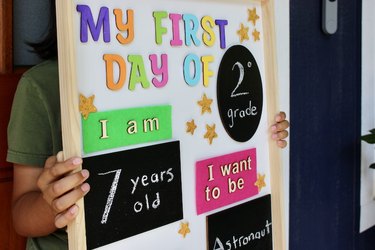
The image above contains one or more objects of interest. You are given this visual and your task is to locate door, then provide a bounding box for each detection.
[0,1,26,249]
[290,0,375,249]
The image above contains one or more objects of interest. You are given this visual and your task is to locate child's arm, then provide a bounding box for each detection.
[12,155,90,237]
[271,111,290,148]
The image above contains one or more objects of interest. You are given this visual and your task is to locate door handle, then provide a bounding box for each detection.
[322,0,338,35]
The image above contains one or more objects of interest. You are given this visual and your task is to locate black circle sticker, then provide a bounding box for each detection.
[217,45,263,142]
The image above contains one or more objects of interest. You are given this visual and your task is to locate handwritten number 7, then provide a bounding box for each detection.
[98,169,122,224]
[231,61,250,98]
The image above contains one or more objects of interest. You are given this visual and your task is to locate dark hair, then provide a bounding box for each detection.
[28,0,57,60]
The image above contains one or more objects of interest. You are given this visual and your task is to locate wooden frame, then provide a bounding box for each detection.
[56,1,86,249]
[262,1,286,249]
[56,0,285,249]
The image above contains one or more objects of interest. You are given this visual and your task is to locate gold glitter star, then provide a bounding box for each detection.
[254,173,266,192]
[204,124,218,145]
[186,119,197,135]
[248,7,260,26]
[252,29,261,42]
[79,94,97,120]
[197,94,213,115]
[237,23,249,43]
[178,222,191,238]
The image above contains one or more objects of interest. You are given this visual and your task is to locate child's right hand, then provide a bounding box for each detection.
[37,153,90,228]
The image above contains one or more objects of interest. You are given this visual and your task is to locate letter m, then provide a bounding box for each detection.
[76,5,110,43]
[143,118,160,133]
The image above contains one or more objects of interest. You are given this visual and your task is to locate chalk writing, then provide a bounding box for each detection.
[230,62,250,98]
[212,220,272,250]
[84,141,183,248]
[217,45,263,142]
[98,169,122,224]
[227,101,258,129]
[207,195,273,250]
[133,193,161,213]
[130,168,174,194]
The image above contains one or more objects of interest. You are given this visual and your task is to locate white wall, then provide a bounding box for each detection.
[275,0,290,246]
[360,0,375,233]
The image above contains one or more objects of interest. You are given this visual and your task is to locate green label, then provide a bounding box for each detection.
[82,105,172,154]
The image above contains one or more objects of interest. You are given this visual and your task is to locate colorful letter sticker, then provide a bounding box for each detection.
[82,105,172,154]
[196,148,258,214]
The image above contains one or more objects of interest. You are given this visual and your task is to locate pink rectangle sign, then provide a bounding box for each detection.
[196,148,258,215]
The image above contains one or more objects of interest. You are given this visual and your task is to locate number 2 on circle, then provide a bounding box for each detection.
[231,61,250,98]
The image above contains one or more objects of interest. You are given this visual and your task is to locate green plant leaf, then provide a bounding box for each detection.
[370,128,375,134]
[361,134,375,144]
[370,163,375,169]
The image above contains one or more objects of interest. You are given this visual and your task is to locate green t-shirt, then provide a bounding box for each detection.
[7,60,68,249]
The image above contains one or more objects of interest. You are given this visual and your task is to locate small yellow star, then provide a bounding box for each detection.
[252,29,261,42]
[186,119,197,135]
[204,124,218,145]
[237,23,249,43]
[254,173,266,192]
[79,94,97,120]
[248,7,260,26]
[197,94,213,115]
[178,222,191,238]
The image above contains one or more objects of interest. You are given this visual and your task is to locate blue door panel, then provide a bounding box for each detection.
[289,1,371,249]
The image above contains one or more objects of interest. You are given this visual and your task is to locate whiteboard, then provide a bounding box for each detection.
[55,0,285,249]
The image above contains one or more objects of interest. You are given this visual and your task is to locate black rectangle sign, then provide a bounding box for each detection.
[84,141,183,249]
[207,195,272,250]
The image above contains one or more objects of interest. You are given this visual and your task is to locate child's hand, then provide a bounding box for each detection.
[271,111,290,148]
[37,153,90,228]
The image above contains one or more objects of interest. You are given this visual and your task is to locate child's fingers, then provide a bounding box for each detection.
[272,130,289,141]
[275,111,286,122]
[38,157,82,189]
[278,120,290,131]
[271,111,289,149]
[277,140,288,149]
[56,151,64,162]
[272,120,289,132]
[54,204,79,229]
[51,182,90,214]
[43,170,90,206]
[49,158,83,179]
[44,155,58,169]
